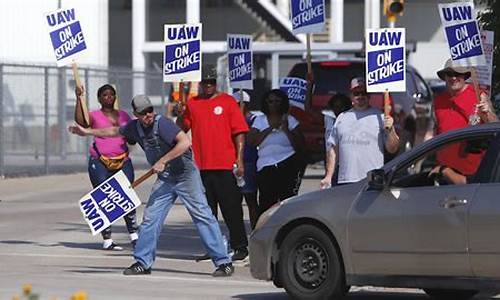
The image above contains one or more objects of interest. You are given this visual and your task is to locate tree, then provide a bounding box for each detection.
[477,0,500,111]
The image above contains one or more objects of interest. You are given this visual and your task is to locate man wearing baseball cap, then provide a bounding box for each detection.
[177,66,250,261]
[320,77,400,188]
[431,59,498,178]
[70,94,234,277]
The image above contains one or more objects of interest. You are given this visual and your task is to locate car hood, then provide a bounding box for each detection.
[264,181,364,229]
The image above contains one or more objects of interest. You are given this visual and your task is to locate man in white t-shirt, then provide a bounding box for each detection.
[320,77,400,187]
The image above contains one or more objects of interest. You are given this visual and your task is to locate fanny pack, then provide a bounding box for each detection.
[93,143,128,171]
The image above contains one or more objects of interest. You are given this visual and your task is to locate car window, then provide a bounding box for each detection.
[413,71,431,101]
[390,134,495,188]
[406,71,417,96]
[289,62,365,95]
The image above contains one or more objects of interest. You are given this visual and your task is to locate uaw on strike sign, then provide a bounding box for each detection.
[280,77,307,110]
[438,2,485,66]
[79,171,141,235]
[227,34,253,89]
[45,8,87,66]
[163,23,202,82]
[365,28,406,93]
[290,0,326,34]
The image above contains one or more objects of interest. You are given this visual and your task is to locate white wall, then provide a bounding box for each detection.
[0,0,108,67]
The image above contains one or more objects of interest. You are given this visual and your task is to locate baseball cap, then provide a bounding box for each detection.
[201,65,217,83]
[350,77,366,91]
[232,91,250,103]
[131,95,153,112]
[436,58,471,80]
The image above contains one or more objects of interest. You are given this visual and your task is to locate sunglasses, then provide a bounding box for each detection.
[136,106,154,115]
[201,79,216,85]
[443,71,467,78]
[352,91,367,97]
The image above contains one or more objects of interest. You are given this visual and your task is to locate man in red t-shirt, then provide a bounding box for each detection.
[177,67,249,261]
[433,59,498,176]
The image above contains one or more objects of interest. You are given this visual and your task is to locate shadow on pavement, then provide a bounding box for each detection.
[232,292,289,299]
[65,265,210,276]
[0,240,35,245]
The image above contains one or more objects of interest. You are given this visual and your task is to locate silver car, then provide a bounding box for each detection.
[250,123,500,300]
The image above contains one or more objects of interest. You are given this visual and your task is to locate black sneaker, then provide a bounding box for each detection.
[123,262,151,275]
[232,247,248,261]
[212,263,234,277]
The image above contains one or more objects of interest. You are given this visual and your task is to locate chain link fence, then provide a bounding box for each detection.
[0,63,169,178]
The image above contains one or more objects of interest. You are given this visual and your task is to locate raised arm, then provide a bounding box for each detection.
[384,116,400,154]
[281,115,305,152]
[69,123,120,137]
[74,86,90,128]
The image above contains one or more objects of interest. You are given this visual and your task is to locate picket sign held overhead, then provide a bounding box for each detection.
[365,28,406,93]
[438,1,485,66]
[163,23,202,82]
[227,34,253,90]
[290,0,326,35]
[45,7,89,124]
[45,8,87,67]
[79,170,142,236]
[477,30,494,96]
[280,77,307,110]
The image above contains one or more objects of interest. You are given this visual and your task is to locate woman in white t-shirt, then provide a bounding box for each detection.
[247,89,305,216]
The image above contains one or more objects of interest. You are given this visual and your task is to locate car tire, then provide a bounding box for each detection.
[423,288,478,300]
[278,224,346,300]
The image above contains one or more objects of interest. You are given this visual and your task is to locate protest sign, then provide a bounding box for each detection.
[280,77,307,110]
[438,2,485,66]
[163,23,202,82]
[477,30,494,96]
[366,28,406,93]
[45,8,87,67]
[227,34,253,89]
[79,170,141,236]
[290,0,326,35]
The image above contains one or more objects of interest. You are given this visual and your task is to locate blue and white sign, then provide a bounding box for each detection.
[227,34,253,89]
[438,2,485,66]
[365,28,406,93]
[78,171,141,236]
[290,0,326,35]
[280,77,307,110]
[45,8,87,67]
[477,30,494,96]
[163,23,202,82]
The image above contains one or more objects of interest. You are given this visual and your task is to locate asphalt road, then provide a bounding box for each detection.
[0,169,497,300]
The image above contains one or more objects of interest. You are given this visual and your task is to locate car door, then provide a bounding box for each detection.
[349,135,488,277]
[468,135,500,277]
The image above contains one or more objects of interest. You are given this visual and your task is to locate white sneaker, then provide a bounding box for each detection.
[103,239,123,251]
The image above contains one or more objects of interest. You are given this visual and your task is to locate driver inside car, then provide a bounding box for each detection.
[428,135,500,185]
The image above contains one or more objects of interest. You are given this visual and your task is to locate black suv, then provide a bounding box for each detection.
[288,58,433,163]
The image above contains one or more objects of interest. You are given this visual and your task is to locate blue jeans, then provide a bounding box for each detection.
[88,157,137,239]
[134,167,231,269]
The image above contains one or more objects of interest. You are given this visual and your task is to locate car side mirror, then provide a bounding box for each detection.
[367,169,386,190]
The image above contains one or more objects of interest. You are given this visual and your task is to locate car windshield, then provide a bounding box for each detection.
[289,62,365,95]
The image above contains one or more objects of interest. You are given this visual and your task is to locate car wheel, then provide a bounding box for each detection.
[278,224,346,300]
[424,288,478,300]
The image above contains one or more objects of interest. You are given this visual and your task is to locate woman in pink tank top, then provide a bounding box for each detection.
[74,84,138,251]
